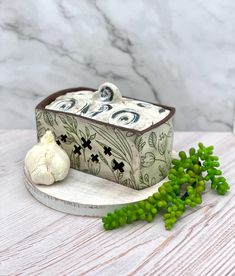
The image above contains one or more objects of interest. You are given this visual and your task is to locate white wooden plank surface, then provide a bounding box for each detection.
[0,130,234,276]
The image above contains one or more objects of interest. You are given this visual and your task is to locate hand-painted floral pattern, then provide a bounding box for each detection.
[35,108,174,190]
[158,133,168,155]
[141,152,155,167]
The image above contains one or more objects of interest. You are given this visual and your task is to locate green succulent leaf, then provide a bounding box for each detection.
[101,142,230,231]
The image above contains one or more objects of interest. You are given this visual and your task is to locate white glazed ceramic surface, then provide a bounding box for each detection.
[45,83,170,131]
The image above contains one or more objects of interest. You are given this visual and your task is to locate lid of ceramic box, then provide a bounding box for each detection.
[39,83,175,132]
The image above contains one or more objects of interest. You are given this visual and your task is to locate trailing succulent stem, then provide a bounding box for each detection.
[102,143,230,231]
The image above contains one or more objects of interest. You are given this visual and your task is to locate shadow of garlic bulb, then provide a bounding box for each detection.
[24,130,70,185]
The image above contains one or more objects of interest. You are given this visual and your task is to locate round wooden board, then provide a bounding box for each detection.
[24,168,168,217]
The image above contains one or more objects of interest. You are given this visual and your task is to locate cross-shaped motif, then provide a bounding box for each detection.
[56,140,61,146]
[104,146,112,156]
[81,137,92,150]
[91,154,99,163]
[60,134,68,142]
[73,145,82,155]
[112,159,125,173]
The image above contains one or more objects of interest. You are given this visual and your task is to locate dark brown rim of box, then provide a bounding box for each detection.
[36,87,176,135]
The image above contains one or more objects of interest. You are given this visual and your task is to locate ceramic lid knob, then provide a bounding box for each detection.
[92,82,123,104]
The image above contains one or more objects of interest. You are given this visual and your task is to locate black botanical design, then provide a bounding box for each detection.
[87,158,101,175]
[73,145,82,155]
[135,136,146,152]
[58,115,96,162]
[141,152,155,167]
[141,151,167,168]
[148,132,157,149]
[43,111,54,128]
[91,154,99,163]
[85,126,90,137]
[60,134,67,142]
[36,111,47,138]
[92,124,137,189]
[37,109,173,190]
[158,133,168,155]
[98,151,109,165]
[70,149,80,170]
[158,164,168,177]
[104,146,112,156]
[112,159,125,173]
[139,172,157,189]
[56,140,61,146]
[81,137,92,150]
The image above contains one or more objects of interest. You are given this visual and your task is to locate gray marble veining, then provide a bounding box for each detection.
[0,0,235,130]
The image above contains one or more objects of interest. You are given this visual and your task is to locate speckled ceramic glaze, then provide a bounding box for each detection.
[35,83,175,190]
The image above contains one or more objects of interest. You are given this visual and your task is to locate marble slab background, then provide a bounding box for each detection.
[0,0,235,131]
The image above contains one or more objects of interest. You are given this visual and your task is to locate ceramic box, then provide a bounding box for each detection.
[35,84,175,190]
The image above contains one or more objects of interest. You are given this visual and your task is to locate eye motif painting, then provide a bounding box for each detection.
[99,86,114,102]
[54,98,76,111]
[109,109,140,127]
[46,82,170,131]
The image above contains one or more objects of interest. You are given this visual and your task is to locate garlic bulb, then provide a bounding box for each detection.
[25,130,70,185]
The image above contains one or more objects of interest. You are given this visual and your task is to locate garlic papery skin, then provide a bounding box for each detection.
[25,130,70,185]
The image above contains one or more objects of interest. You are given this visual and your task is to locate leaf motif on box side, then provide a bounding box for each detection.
[158,133,167,155]
[37,127,47,138]
[96,140,123,160]
[59,115,67,124]
[67,116,74,126]
[98,151,108,165]
[148,132,157,149]
[53,113,59,126]
[91,125,127,160]
[158,164,167,177]
[43,111,54,128]
[87,159,101,176]
[85,126,90,138]
[135,136,146,152]
[79,130,85,138]
[90,133,96,140]
[36,111,42,120]
[70,150,80,169]
[65,133,76,144]
[114,128,133,160]
[72,117,78,129]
